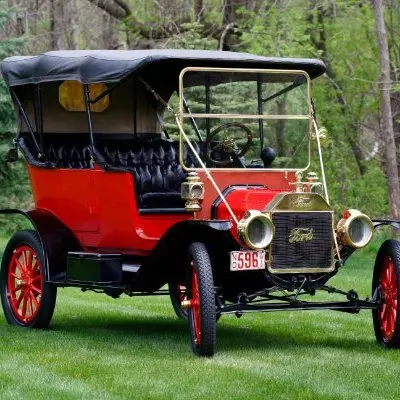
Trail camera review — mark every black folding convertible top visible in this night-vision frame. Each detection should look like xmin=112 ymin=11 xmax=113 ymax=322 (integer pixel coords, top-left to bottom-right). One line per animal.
xmin=1 ymin=49 xmax=326 ymax=87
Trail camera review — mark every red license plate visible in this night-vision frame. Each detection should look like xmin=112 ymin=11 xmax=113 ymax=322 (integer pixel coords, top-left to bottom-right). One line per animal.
xmin=230 ymin=251 xmax=266 ymax=271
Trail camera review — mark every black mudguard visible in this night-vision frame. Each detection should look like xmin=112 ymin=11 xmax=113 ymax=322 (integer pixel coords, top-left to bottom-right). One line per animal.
xmin=131 ymin=219 xmax=234 ymax=292
xmin=372 ymin=219 xmax=400 ymax=231
xmin=0 ymin=208 xmax=81 ymax=281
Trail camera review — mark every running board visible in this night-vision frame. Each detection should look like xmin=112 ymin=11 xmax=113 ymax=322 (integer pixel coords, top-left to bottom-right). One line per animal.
xmin=66 ymin=252 xmax=141 ymax=284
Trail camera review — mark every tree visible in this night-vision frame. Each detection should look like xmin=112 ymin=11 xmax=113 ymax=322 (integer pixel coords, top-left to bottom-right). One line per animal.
xmin=372 ymin=0 xmax=400 ymax=219
xmin=0 ymin=1 xmax=32 ymax=233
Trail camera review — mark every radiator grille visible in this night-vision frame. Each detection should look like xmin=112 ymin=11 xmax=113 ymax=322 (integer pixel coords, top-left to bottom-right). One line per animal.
xmin=270 ymin=212 xmax=333 ymax=272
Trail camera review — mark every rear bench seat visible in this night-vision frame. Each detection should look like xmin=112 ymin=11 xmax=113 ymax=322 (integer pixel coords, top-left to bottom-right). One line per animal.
xmin=18 ymin=133 xmax=201 ymax=211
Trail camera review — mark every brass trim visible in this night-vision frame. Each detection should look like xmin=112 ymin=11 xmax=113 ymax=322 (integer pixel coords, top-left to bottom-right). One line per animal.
xmin=237 ymin=210 xmax=275 ymax=250
xmin=263 ymin=192 xmax=332 ymax=213
xmin=178 ymin=67 xmax=312 ymax=172
xmin=337 ymin=209 xmax=374 ymax=249
xmin=264 ymin=192 xmax=336 ymax=274
xmin=266 ymin=265 xmax=336 ymax=274
xmin=181 ymin=113 xmax=309 ymax=120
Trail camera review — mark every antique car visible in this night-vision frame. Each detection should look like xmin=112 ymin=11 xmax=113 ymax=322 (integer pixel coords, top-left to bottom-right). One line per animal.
xmin=0 ymin=50 xmax=399 ymax=357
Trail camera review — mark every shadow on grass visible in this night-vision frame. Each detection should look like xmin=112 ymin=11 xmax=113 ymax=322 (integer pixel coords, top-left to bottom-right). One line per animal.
xmin=47 ymin=312 xmax=376 ymax=354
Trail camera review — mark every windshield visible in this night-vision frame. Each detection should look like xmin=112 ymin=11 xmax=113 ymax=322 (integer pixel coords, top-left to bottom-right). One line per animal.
xmin=178 ymin=68 xmax=311 ymax=170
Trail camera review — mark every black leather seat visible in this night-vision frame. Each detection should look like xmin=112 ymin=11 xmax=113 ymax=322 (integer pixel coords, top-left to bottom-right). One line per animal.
xmin=18 ymin=134 xmax=92 ymax=169
xmin=100 ymin=138 xmax=201 ymax=209
xmin=19 ymin=133 xmax=199 ymax=210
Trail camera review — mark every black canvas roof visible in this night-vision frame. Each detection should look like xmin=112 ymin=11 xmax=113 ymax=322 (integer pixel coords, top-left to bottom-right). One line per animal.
xmin=1 ymin=49 xmax=326 ymax=87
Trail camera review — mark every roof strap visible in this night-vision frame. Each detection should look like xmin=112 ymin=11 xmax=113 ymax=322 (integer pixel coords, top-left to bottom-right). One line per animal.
xmin=10 ymin=89 xmax=42 ymax=156
xmin=137 ymin=77 xmax=174 ymax=112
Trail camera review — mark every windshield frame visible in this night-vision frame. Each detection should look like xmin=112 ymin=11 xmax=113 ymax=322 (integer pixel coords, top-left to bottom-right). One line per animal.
xmin=177 ymin=66 xmax=312 ymax=172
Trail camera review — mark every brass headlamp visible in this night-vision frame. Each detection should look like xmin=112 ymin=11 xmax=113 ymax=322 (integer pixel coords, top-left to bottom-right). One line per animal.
xmin=337 ymin=209 xmax=373 ymax=249
xmin=237 ymin=210 xmax=275 ymax=250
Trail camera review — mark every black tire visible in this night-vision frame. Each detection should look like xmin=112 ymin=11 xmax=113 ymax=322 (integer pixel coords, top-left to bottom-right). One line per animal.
xmin=0 ymin=230 xmax=57 ymax=328
xmin=186 ymin=242 xmax=216 ymax=357
xmin=169 ymin=281 xmax=188 ymax=320
xmin=372 ymin=239 xmax=400 ymax=347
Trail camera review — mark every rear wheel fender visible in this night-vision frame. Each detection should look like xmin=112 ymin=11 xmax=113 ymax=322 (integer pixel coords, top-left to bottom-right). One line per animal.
xmin=0 ymin=208 xmax=81 ymax=281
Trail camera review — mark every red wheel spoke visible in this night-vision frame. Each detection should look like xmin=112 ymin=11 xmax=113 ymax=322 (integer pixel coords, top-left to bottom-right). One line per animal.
xmin=29 ymin=291 xmax=39 ymax=308
xmin=21 ymin=295 xmax=28 ymax=318
xmin=11 ymin=285 xmax=22 ymax=294
xmin=388 ymin=312 xmax=395 ymax=334
xmin=10 ymin=272 xmax=20 ymax=279
xmin=15 ymin=256 xmax=26 ymax=273
xmin=16 ymin=292 xmax=24 ymax=308
xmin=21 ymin=250 xmax=28 ymax=270
xmin=31 ymin=285 xmax=42 ymax=295
xmin=31 ymin=258 xmax=38 ymax=272
xmin=191 ymin=268 xmax=201 ymax=345
xmin=383 ymin=304 xmax=391 ymax=321
xmin=26 ymin=296 xmax=32 ymax=317
xmin=26 ymin=249 xmax=33 ymax=270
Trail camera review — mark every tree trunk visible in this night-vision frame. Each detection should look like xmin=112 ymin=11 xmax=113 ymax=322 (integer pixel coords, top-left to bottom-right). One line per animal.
xmin=65 ymin=0 xmax=79 ymax=50
xmin=221 ymin=0 xmax=243 ymax=51
xmin=373 ymin=0 xmax=400 ymax=220
xmin=50 ymin=0 xmax=63 ymax=50
xmin=102 ymin=13 xmax=119 ymax=49
xmin=194 ymin=0 xmax=203 ymax=21
xmin=16 ymin=11 xmax=27 ymax=36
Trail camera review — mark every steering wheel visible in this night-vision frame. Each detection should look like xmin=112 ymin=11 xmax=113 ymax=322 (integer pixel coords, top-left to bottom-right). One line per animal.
xmin=204 ymin=122 xmax=253 ymax=166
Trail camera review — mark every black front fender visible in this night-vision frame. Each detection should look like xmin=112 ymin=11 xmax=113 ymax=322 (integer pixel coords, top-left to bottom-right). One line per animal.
xmin=372 ymin=219 xmax=400 ymax=231
xmin=132 ymin=219 xmax=234 ymax=291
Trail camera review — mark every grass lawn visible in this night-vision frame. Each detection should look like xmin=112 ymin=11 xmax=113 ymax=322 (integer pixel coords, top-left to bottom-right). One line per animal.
xmin=0 ymin=233 xmax=400 ymax=400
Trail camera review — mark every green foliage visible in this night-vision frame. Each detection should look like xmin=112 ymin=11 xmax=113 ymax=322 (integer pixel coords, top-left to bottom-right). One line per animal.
xmin=171 ymin=22 xmax=218 ymax=50
xmin=0 ymin=2 xmax=31 ymax=235
xmin=236 ymin=1 xmax=388 ymax=217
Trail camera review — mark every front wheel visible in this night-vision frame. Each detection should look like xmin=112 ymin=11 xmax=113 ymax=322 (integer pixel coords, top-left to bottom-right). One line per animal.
xmin=372 ymin=240 xmax=400 ymax=347
xmin=186 ymin=242 xmax=216 ymax=357
xmin=0 ymin=230 xmax=57 ymax=328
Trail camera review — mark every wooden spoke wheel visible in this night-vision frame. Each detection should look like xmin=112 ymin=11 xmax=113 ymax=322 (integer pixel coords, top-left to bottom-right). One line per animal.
xmin=372 ymin=240 xmax=400 ymax=347
xmin=0 ymin=230 xmax=57 ymax=328
xmin=185 ymin=242 xmax=216 ymax=357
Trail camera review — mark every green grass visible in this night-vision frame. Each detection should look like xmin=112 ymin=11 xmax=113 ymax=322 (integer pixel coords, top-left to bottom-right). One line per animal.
xmin=0 ymin=235 xmax=400 ymax=400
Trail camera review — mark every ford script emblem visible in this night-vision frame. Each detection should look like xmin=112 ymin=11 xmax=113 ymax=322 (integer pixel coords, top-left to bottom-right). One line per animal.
xmin=289 ymin=228 xmax=314 ymax=243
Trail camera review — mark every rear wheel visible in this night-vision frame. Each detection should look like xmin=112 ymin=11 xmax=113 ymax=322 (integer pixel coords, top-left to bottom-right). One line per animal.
xmin=185 ymin=242 xmax=216 ymax=357
xmin=0 ymin=230 xmax=57 ymax=328
xmin=372 ymin=240 xmax=400 ymax=347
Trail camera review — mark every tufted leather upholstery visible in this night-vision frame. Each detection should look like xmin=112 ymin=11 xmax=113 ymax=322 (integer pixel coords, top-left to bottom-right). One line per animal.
xmin=18 ymin=134 xmax=92 ymax=169
xmin=100 ymin=138 xmax=201 ymax=209
xmin=19 ymin=133 xmax=200 ymax=210
xmin=46 ymin=143 xmax=92 ymax=169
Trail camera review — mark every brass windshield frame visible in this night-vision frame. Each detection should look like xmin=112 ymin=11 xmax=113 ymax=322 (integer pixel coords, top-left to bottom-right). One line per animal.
xmin=178 ymin=67 xmax=312 ymax=172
